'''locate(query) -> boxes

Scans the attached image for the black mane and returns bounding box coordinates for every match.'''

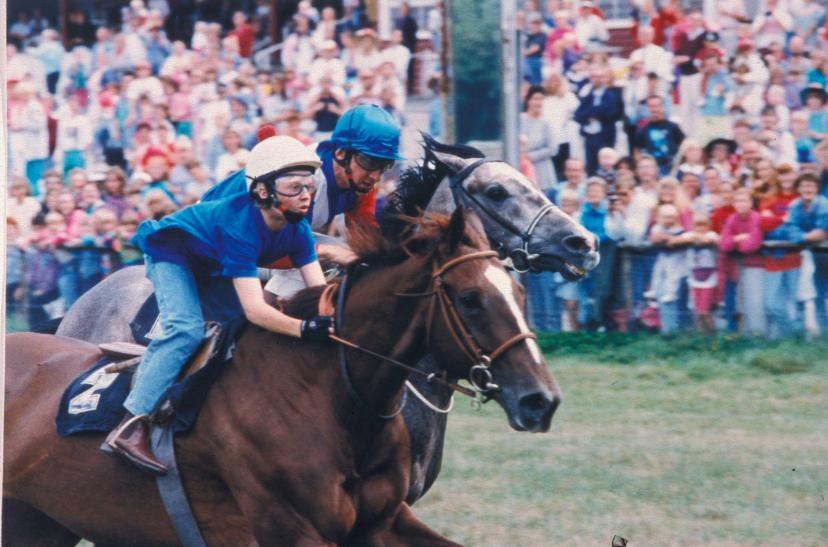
[379,134,485,239]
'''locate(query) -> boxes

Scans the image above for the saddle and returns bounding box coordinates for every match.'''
[99,322,223,383]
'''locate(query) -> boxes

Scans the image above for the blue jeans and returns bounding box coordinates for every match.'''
[524,272,561,332]
[723,279,738,332]
[763,268,801,339]
[124,256,206,416]
[630,251,657,321]
[814,254,828,333]
[523,56,542,85]
[659,300,682,334]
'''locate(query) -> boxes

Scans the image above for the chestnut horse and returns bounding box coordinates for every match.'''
[4,210,560,546]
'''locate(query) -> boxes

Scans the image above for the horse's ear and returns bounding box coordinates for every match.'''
[445,207,466,253]
[429,150,471,175]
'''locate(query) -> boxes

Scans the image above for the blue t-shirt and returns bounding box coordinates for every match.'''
[133,192,317,278]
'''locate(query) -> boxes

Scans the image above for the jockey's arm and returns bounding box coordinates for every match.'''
[317,243,358,264]
[234,261,327,335]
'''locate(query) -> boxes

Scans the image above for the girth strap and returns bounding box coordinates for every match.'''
[151,425,207,547]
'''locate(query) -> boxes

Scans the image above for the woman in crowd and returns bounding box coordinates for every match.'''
[522,86,559,193]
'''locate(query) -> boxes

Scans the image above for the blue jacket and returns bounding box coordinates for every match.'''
[783,195,828,242]
[580,202,612,243]
[574,85,623,145]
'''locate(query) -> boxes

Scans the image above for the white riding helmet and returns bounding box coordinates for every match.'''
[246,135,321,189]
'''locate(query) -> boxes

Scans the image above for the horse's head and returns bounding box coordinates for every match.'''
[426,137,599,279]
[401,208,561,432]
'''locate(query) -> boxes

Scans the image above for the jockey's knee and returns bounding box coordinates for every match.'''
[167,322,204,354]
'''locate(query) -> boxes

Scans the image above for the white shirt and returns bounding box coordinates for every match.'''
[382,44,412,82]
[630,44,675,82]
[308,57,347,87]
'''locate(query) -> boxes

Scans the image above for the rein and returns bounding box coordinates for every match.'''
[327,249,536,418]
[448,159,555,273]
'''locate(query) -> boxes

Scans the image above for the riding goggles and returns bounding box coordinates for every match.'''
[275,173,316,197]
[354,152,395,173]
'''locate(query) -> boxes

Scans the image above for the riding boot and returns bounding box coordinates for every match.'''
[104,413,168,476]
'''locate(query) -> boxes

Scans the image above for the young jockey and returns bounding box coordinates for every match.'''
[105,136,333,475]
[202,104,403,268]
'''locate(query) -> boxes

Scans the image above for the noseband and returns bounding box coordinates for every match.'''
[332,249,537,418]
[418,250,537,394]
[449,159,555,273]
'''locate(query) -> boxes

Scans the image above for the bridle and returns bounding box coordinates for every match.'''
[331,249,537,419]
[448,159,555,273]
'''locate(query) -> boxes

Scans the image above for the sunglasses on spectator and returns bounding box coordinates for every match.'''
[354,152,394,173]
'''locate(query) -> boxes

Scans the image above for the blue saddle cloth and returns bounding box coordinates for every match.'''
[56,316,246,437]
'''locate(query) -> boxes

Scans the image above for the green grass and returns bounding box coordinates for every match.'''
[414,335,828,546]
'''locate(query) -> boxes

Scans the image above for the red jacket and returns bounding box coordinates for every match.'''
[759,192,801,272]
[711,204,735,234]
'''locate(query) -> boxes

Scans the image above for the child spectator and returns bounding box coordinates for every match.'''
[101,167,130,219]
[214,128,250,181]
[671,139,705,180]
[141,148,179,204]
[6,218,26,325]
[116,211,144,266]
[652,178,693,230]
[8,177,42,238]
[595,147,618,186]
[720,188,766,335]
[675,212,720,333]
[710,181,736,233]
[557,188,582,331]
[759,165,803,338]
[23,213,63,325]
[784,172,828,333]
[78,182,108,215]
[579,178,622,330]
[648,204,688,333]
[801,86,828,142]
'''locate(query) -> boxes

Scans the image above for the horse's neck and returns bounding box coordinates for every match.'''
[335,263,431,418]
[424,178,456,217]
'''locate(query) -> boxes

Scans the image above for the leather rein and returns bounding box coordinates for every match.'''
[326,250,537,419]
[448,159,555,273]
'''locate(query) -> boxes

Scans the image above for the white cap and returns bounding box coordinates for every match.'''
[246,136,321,189]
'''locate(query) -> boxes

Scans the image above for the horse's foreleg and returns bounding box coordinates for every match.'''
[345,503,462,547]
[2,498,81,547]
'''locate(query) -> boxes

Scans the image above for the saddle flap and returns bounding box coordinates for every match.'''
[99,342,147,359]
[177,322,223,381]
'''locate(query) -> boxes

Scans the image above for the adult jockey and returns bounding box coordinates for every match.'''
[202,104,403,283]
[104,136,334,475]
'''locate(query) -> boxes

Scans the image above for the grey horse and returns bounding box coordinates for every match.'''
[56,136,599,503]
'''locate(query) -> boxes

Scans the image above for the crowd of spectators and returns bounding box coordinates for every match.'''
[7,0,828,341]
[516,0,828,338]
[6,0,427,329]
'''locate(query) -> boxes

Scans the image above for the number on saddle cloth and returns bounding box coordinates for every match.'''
[56,317,248,437]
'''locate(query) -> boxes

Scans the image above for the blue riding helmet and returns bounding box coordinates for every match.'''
[330,105,404,160]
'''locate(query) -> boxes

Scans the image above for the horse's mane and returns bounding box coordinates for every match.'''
[380,135,485,237]
[283,214,482,320]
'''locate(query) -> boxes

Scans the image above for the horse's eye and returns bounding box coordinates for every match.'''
[458,290,483,311]
[485,185,509,202]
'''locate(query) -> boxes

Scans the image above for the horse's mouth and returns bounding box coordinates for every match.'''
[533,255,588,281]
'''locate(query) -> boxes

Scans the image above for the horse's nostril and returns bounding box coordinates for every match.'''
[562,235,593,255]
[517,391,557,431]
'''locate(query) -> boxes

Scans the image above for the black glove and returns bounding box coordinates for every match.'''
[300,315,334,343]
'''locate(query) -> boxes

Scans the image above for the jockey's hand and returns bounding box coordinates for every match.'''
[301,315,335,343]
[317,243,358,265]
